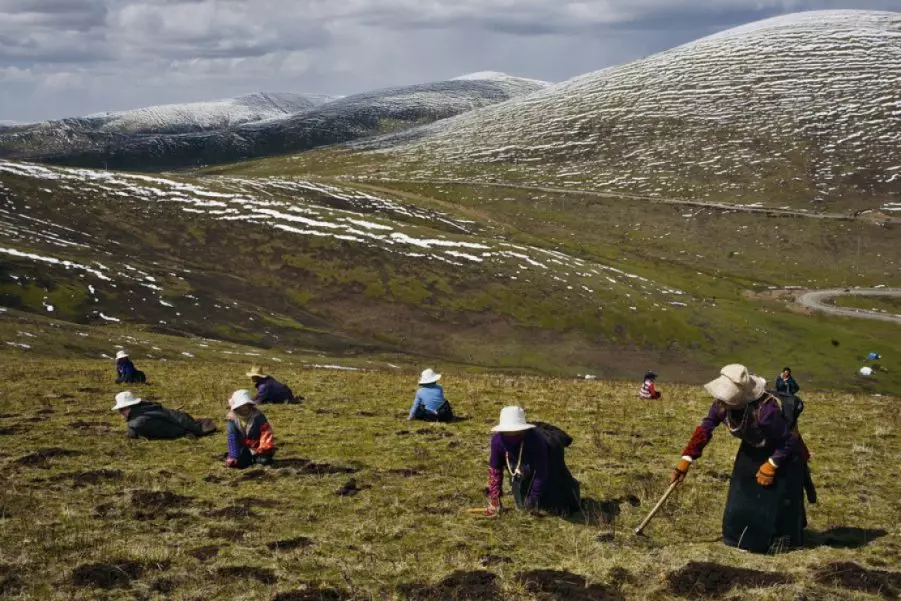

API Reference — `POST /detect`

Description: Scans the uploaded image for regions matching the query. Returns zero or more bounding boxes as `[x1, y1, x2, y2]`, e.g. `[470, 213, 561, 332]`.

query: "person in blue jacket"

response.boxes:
[775, 367, 800, 395]
[115, 350, 146, 384]
[408, 368, 453, 422]
[246, 366, 300, 404]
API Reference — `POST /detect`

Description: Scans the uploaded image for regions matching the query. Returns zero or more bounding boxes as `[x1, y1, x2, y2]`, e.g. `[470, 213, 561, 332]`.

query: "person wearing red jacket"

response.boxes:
[225, 389, 275, 468]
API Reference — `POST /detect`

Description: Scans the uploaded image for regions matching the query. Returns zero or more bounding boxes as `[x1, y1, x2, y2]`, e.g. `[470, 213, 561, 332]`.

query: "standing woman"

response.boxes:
[115, 350, 146, 384]
[670, 364, 806, 552]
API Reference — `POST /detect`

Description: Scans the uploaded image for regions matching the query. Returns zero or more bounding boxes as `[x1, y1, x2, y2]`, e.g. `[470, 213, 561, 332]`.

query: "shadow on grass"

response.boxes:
[564, 497, 641, 527]
[805, 527, 889, 549]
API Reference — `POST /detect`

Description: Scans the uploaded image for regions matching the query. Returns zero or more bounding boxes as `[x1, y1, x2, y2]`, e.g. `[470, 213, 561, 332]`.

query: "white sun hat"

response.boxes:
[418, 368, 442, 385]
[859, 366, 874, 376]
[703, 364, 766, 407]
[491, 406, 536, 432]
[229, 389, 256, 410]
[112, 391, 142, 411]
[115, 350, 129, 360]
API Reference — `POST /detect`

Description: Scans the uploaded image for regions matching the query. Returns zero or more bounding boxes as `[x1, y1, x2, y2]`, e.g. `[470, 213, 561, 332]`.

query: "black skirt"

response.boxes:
[722, 442, 806, 553]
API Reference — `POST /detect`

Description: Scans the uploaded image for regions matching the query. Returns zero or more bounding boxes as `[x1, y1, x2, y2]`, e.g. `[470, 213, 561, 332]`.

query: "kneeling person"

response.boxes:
[485, 406, 580, 516]
[408, 368, 453, 422]
[113, 391, 215, 439]
[226, 389, 275, 469]
[247, 366, 299, 404]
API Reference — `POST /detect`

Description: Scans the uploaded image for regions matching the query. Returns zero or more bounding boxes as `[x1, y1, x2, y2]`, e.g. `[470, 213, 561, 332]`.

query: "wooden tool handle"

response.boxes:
[634, 480, 680, 535]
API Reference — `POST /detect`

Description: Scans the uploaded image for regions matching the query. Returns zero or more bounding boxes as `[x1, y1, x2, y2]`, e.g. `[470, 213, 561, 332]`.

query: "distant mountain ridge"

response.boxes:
[0, 74, 548, 171]
[353, 10, 901, 209]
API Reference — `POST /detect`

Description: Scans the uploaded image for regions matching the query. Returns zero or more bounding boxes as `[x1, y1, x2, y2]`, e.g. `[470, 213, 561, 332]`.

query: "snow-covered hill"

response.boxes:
[0, 74, 547, 171]
[363, 11, 901, 207]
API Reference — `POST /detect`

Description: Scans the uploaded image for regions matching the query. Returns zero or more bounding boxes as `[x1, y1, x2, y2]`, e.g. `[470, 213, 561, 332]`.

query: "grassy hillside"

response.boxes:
[2, 160, 900, 391]
[0, 346, 898, 599]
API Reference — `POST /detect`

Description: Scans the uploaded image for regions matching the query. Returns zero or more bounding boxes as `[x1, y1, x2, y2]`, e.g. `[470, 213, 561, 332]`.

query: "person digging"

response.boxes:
[225, 389, 275, 469]
[669, 364, 807, 552]
[113, 391, 216, 440]
[246, 366, 301, 404]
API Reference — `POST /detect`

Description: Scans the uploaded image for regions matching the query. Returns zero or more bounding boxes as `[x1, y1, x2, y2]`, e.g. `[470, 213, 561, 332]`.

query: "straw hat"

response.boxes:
[229, 389, 256, 410]
[491, 406, 536, 432]
[115, 350, 129, 360]
[245, 365, 267, 378]
[418, 368, 441, 385]
[111, 391, 142, 411]
[703, 364, 766, 407]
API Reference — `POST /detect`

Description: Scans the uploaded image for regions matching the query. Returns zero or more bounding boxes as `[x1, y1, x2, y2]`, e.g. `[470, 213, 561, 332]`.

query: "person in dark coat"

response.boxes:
[246, 366, 300, 404]
[115, 350, 146, 384]
[485, 406, 580, 517]
[225, 389, 275, 469]
[408, 368, 453, 422]
[670, 364, 806, 553]
[775, 367, 800, 395]
[113, 391, 216, 439]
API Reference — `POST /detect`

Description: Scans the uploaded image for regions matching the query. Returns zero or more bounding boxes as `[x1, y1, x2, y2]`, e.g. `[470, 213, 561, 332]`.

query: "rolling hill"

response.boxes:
[0, 74, 548, 171]
[330, 10, 901, 212]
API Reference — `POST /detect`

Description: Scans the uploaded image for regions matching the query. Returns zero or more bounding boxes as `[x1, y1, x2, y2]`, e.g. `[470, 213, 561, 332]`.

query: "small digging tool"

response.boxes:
[634, 480, 680, 535]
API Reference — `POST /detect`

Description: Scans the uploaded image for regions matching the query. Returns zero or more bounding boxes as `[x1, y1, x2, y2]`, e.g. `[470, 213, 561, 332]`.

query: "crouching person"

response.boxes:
[226, 389, 275, 469]
[670, 364, 806, 553]
[408, 369, 453, 422]
[115, 351, 146, 384]
[113, 391, 216, 439]
[485, 406, 580, 517]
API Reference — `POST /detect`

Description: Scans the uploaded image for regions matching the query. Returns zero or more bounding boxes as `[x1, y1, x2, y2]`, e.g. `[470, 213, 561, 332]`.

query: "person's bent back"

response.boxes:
[247, 366, 299, 404]
[115, 350, 146, 384]
[112, 391, 215, 439]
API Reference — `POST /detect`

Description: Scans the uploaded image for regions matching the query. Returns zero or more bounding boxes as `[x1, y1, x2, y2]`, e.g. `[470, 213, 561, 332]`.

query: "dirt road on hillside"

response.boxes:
[797, 288, 901, 324]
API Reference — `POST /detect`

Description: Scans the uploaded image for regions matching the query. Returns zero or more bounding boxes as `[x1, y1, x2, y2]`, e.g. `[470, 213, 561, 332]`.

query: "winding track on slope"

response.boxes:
[797, 288, 901, 324]
[348, 178, 901, 224]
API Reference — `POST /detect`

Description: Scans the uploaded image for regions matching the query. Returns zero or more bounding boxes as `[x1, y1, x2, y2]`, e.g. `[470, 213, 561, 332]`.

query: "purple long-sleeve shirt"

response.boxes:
[682, 397, 798, 467]
[488, 429, 547, 504]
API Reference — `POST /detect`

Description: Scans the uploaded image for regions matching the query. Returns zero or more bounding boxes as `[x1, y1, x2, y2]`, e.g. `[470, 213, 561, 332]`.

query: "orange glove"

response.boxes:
[756, 461, 777, 487]
[670, 458, 692, 484]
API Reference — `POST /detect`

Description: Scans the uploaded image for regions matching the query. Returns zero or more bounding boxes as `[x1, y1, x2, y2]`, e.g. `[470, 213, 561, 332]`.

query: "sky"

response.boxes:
[1, 0, 900, 122]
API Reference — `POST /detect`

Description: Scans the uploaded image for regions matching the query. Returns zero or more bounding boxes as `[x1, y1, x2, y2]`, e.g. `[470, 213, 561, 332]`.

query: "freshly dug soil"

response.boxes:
[400, 570, 500, 601]
[812, 561, 901, 598]
[666, 562, 792, 598]
[517, 569, 625, 601]
[187, 545, 221, 561]
[71, 560, 143, 589]
[131, 490, 193, 511]
[266, 537, 314, 551]
[15, 448, 81, 467]
[216, 566, 277, 585]
[272, 583, 349, 600]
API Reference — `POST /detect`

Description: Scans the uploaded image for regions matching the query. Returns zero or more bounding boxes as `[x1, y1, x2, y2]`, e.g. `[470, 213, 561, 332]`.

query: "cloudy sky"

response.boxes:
[1, 0, 899, 122]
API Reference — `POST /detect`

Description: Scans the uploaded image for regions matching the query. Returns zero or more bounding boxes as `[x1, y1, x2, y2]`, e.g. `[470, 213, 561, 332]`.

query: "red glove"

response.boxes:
[756, 461, 777, 487]
[485, 498, 502, 517]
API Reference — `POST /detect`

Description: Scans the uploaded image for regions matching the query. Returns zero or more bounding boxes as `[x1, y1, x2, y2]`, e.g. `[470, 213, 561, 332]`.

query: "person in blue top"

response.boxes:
[115, 350, 146, 384]
[408, 368, 453, 422]
[246, 366, 301, 404]
[775, 367, 800, 395]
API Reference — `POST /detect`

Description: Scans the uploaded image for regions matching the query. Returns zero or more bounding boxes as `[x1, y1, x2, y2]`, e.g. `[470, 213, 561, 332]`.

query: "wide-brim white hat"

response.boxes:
[115, 350, 128, 360]
[229, 389, 256, 410]
[704, 364, 766, 407]
[491, 406, 536, 432]
[418, 368, 441, 385]
[112, 391, 142, 411]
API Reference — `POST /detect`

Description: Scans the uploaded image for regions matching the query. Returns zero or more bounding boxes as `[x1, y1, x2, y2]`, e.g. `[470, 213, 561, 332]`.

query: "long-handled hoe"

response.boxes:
[634, 480, 680, 536]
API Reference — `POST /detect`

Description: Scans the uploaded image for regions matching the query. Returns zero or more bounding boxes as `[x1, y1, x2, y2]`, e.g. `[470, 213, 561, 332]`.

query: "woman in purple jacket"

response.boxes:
[670, 364, 806, 553]
[485, 406, 580, 517]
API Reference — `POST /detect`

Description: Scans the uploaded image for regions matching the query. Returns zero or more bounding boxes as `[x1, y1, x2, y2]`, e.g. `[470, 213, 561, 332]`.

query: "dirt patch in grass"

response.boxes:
[273, 583, 349, 600]
[266, 537, 315, 551]
[71, 559, 143, 589]
[395, 430, 411, 435]
[204, 505, 257, 518]
[274, 458, 360, 475]
[812, 562, 901, 598]
[0, 565, 23, 596]
[400, 570, 500, 601]
[67, 420, 114, 434]
[76, 386, 103, 393]
[386, 467, 422, 477]
[335, 477, 369, 496]
[517, 570, 624, 601]
[235, 497, 283, 508]
[480, 554, 512, 567]
[151, 577, 177, 594]
[15, 447, 81, 467]
[131, 490, 193, 511]
[92, 503, 115, 518]
[415, 429, 455, 438]
[216, 565, 277, 585]
[0, 424, 29, 436]
[666, 562, 792, 598]
[188, 545, 222, 561]
[239, 469, 275, 482]
[607, 567, 634, 588]
[51, 469, 123, 487]
[355, 410, 376, 417]
[203, 474, 226, 484]
[207, 527, 246, 541]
